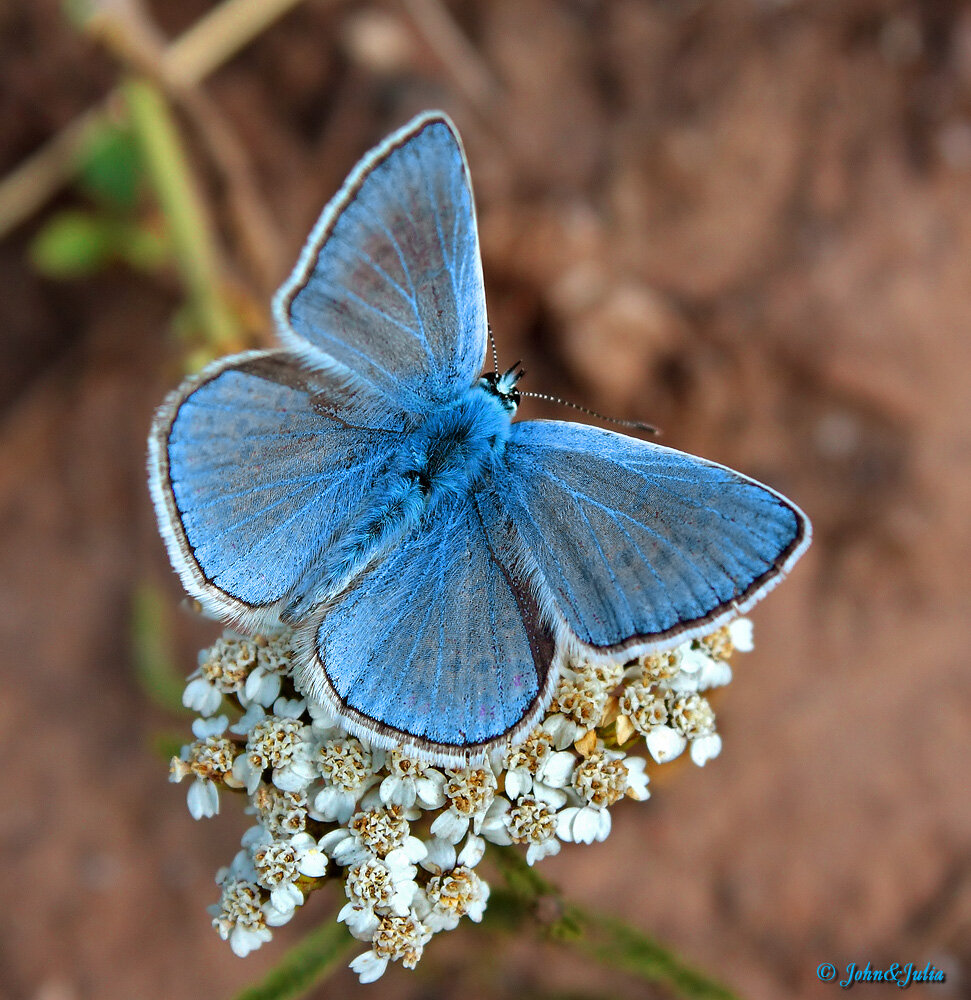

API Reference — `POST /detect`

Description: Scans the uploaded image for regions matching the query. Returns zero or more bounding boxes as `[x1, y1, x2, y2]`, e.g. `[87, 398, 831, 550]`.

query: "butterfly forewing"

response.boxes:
[274, 112, 488, 425]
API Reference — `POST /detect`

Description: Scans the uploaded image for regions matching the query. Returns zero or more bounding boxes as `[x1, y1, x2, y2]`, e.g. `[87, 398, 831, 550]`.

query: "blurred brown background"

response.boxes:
[1, 1, 969, 998]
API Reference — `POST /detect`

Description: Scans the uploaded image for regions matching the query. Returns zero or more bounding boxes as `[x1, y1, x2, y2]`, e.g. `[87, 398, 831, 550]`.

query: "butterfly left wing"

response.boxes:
[149, 350, 402, 629]
[274, 112, 488, 425]
[490, 420, 811, 657]
[297, 495, 556, 764]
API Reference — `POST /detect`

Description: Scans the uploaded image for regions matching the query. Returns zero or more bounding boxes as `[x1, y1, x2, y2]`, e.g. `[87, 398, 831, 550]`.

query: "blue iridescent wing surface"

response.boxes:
[273, 112, 488, 427]
[299, 495, 556, 761]
[491, 420, 811, 654]
[149, 351, 401, 627]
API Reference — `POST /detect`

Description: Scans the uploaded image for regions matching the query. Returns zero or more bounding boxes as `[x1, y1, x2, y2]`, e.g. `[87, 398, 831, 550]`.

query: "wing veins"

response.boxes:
[575, 501, 636, 633]
[541, 467, 731, 609]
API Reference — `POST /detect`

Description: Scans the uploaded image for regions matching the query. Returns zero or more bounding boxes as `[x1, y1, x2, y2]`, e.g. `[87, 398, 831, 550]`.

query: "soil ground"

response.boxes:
[1, 2, 969, 999]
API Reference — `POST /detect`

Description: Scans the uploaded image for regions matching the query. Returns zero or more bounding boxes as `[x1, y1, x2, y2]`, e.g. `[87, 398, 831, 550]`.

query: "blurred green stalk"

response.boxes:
[123, 77, 239, 350]
[0, 0, 308, 239]
[232, 917, 354, 1000]
[130, 581, 186, 713]
[489, 845, 741, 1000]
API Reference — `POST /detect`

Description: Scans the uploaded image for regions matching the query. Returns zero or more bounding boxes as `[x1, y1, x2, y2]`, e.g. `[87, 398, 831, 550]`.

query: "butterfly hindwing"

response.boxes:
[274, 112, 488, 426]
[149, 350, 401, 627]
[492, 420, 811, 656]
[298, 494, 556, 763]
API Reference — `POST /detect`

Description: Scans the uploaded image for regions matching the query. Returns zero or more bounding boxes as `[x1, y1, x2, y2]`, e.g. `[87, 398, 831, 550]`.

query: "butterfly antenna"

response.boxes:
[488, 324, 499, 377]
[519, 390, 660, 435]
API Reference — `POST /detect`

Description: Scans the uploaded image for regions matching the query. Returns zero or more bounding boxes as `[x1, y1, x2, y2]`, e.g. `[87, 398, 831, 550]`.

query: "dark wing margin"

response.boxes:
[147, 350, 400, 630]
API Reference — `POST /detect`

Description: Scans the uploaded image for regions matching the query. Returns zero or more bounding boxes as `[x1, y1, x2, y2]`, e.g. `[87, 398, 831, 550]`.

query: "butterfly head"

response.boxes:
[480, 362, 523, 415]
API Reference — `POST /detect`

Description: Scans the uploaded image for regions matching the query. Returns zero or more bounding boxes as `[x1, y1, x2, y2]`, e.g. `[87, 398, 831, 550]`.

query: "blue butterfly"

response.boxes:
[148, 111, 811, 765]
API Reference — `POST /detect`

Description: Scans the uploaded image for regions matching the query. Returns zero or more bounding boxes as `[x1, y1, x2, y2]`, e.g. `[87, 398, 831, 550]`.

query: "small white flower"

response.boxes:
[430, 765, 498, 843]
[425, 865, 490, 931]
[248, 785, 308, 838]
[344, 848, 420, 916]
[505, 794, 562, 866]
[618, 681, 669, 736]
[232, 714, 315, 795]
[244, 826, 329, 914]
[311, 736, 380, 823]
[645, 725, 688, 763]
[326, 805, 426, 866]
[209, 876, 272, 957]
[729, 617, 754, 652]
[690, 733, 723, 766]
[183, 677, 224, 716]
[638, 649, 683, 684]
[556, 804, 611, 844]
[669, 693, 716, 739]
[349, 909, 432, 981]
[379, 750, 447, 810]
[242, 633, 296, 707]
[170, 715, 235, 819]
[185, 636, 257, 715]
[571, 746, 630, 808]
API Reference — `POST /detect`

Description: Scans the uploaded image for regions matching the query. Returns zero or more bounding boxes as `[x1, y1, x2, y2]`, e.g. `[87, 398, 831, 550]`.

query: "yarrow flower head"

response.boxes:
[169, 619, 753, 980]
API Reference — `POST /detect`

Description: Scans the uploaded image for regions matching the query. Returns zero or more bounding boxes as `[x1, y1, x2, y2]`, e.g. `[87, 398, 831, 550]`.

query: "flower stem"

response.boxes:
[231, 915, 354, 1000]
[122, 76, 240, 352]
[488, 845, 740, 1000]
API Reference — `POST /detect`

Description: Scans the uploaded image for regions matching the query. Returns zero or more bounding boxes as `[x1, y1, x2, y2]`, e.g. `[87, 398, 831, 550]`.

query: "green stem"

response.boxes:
[231, 917, 354, 1000]
[130, 581, 187, 713]
[0, 0, 308, 239]
[488, 845, 740, 1000]
[123, 76, 239, 350]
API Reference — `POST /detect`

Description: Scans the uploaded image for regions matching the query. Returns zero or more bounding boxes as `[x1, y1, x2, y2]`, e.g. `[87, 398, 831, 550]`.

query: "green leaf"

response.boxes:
[131, 581, 188, 714]
[563, 906, 740, 1000]
[30, 210, 115, 276]
[232, 918, 354, 1000]
[78, 123, 143, 210]
[152, 730, 187, 762]
[114, 220, 171, 272]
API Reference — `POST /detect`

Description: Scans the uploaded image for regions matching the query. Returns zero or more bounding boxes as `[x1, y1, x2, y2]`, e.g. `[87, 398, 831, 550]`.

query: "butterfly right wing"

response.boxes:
[148, 350, 401, 630]
[490, 420, 811, 658]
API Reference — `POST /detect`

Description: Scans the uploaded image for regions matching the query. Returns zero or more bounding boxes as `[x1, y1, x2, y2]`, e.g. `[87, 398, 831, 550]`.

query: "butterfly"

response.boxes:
[148, 110, 811, 766]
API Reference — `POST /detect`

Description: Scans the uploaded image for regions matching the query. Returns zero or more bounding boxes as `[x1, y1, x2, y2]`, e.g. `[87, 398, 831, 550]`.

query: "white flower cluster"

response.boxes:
[170, 621, 752, 981]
